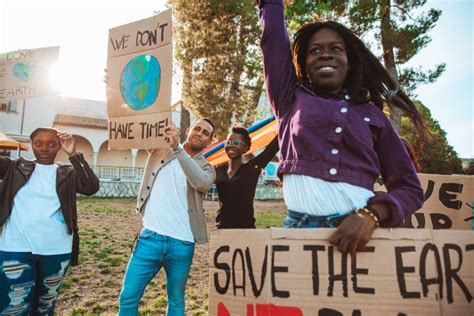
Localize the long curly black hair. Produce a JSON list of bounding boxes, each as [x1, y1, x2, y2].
[[293, 21, 428, 140]]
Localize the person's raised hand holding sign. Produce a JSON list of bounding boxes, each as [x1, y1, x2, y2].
[[164, 123, 180, 150]]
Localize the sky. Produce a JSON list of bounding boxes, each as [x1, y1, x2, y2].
[[1, 0, 472, 158]]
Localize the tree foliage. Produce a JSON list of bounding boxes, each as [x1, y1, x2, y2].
[[399, 101, 463, 174], [166, 0, 208, 141], [357, 0, 445, 98], [168, 0, 261, 139]]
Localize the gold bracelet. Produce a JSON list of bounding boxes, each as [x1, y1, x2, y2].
[[357, 207, 380, 227]]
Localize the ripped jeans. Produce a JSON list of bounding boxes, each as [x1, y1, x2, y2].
[[0, 251, 71, 316]]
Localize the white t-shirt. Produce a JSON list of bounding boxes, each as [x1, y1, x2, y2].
[[283, 174, 375, 216], [0, 163, 73, 255], [143, 158, 194, 243]]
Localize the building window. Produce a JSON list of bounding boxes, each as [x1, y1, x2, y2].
[[0, 101, 17, 113]]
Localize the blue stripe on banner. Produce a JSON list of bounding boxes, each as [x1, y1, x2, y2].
[[204, 141, 225, 158], [247, 115, 275, 133]]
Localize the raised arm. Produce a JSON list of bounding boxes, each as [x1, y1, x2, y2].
[[251, 135, 279, 169], [165, 124, 216, 193], [58, 132, 99, 196], [69, 153, 100, 196], [174, 148, 216, 194], [259, 0, 297, 118]]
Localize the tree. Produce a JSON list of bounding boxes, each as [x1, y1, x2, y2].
[[166, 1, 209, 141], [400, 101, 463, 174], [357, 0, 445, 131], [168, 0, 262, 139]]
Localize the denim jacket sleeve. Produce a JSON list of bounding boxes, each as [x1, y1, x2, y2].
[[260, 0, 297, 118], [368, 116, 424, 227]]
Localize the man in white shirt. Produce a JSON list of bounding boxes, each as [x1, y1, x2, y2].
[[118, 119, 216, 316]]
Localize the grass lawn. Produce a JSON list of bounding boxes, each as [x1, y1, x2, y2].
[[55, 197, 287, 315]]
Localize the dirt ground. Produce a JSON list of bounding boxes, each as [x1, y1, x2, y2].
[[55, 198, 287, 315]]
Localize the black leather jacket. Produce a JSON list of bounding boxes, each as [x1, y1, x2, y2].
[[0, 153, 99, 265]]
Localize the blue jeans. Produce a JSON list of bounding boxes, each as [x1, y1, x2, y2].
[[0, 251, 71, 316], [282, 210, 352, 228], [118, 229, 195, 316]]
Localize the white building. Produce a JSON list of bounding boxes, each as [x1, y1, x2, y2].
[[1, 95, 281, 198], [0, 96, 181, 176]]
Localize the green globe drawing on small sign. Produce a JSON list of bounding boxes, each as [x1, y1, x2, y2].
[[120, 54, 161, 111], [13, 62, 36, 82]]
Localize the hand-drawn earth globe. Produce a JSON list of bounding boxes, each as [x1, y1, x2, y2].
[[13, 62, 36, 82], [120, 54, 161, 111]]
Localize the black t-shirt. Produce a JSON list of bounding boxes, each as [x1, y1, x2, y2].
[[215, 137, 279, 229]]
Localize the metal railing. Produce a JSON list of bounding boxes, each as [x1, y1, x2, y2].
[[92, 165, 144, 181], [206, 184, 219, 201], [91, 165, 279, 185]]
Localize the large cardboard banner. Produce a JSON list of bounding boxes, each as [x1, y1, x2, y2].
[[107, 9, 172, 149], [210, 228, 473, 315], [374, 174, 474, 230], [0, 46, 59, 103]]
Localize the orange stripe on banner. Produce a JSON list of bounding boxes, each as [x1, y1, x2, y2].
[[206, 120, 278, 167]]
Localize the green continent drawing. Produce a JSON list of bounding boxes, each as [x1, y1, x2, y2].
[[13, 62, 35, 82], [120, 55, 161, 110]]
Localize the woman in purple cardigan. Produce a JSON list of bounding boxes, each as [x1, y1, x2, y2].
[[259, 0, 426, 253]]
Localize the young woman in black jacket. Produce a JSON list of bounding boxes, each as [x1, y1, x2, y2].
[[0, 127, 99, 315]]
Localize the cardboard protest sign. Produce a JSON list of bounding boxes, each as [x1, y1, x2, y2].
[[210, 228, 473, 315], [374, 174, 474, 230], [107, 9, 172, 149], [0, 46, 59, 103]]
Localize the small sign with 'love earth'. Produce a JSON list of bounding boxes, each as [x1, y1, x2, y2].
[[0, 46, 60, 103]]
